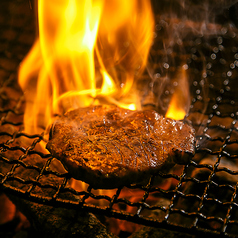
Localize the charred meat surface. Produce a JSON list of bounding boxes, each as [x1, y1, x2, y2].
[[46, 105, 195, 189]]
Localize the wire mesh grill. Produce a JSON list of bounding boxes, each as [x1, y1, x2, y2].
[[0, 1, 238, 237]]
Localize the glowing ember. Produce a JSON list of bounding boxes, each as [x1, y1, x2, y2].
[[18, 0, 154, 134]]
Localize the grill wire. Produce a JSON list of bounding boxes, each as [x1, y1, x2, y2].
[[0, 1, 238, 237]]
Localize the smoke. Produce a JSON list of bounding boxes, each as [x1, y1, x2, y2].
[[151, 0, 238, 23], [142, 0, 238, 116], [150, 0, 238, 48]]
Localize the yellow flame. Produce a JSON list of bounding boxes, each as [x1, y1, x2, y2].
[[165, 65, 190, 120], [18, 0, 154, 134], [166, 98, 187, 120]]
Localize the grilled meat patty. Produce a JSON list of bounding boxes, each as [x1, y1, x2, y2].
[[46, 105, 195, 189]]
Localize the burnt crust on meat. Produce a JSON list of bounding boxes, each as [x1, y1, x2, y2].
[[46, 105, 195, 189]]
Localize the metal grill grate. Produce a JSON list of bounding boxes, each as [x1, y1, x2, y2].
[[0, 1, 238, 237]]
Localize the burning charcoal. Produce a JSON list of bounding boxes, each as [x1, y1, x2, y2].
[[7, 194, 116, 238], [46, 105, 195, 189], [0, 193, 16, 226], [0, 193, 30, 238]]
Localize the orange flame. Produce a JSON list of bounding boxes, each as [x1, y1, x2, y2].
[[18, 0, 154, 134]]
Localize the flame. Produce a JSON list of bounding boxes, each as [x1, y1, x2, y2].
[[165, 65, 190, 120], [18, 0, 154, 134]]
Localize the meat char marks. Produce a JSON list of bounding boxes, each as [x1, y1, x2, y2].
[[46, 105, 195, 189]]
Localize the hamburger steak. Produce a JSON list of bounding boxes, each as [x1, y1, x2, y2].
[[46, 105, 195, 189]]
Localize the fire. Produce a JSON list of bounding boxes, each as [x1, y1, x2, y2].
[[165, 65, 189, 120], [16, 2, 192, 235], [18, 0, 154, 135]]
